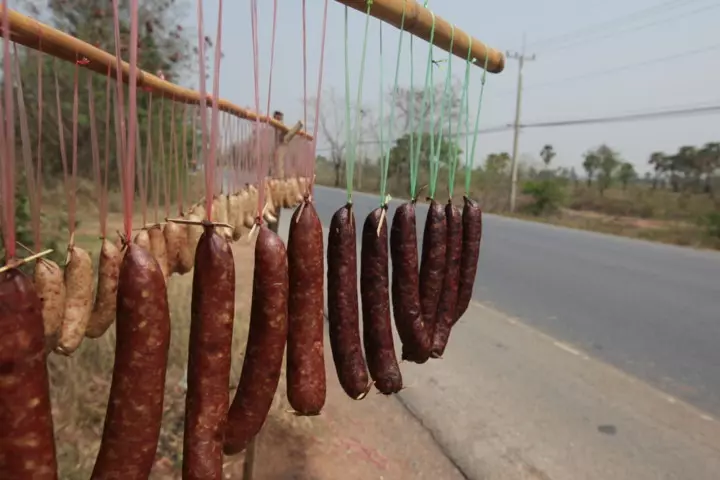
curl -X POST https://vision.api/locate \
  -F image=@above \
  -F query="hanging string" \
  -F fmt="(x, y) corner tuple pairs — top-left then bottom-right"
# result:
(343, 1), (374, 204)
(409, 12), (437, 201)
(0, 0), (16, 260)
(34, 43), (44, 251)
(428, 25), (455, 200)
(465, 54), (490, 197)
(379, 3), (407, 206)
(447, 32), (473, 200)
(309, 0), (330, 194)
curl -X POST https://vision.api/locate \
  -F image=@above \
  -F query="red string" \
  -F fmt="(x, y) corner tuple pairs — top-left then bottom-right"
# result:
(111, 0), (127, 204)
(1, 0), (16, 260)
(103, 67), (112, 236)
(70, 65), (80, 241)
(159, 96), (170, 220)
(251, 0), (263, 221)
(310, 0), (331, 195)
(302, 0), (308, 134)
(180, 104), (188, 214)
(34, 42), (44, 252)
(195, 0), (211, 219)
(124, 0), (140, 239)
(170, 98), (180, 215)
(87, 72), (104, 237)
(142, 94), (153, 226)
(53, 67), (72, 240)
(208, 0), (224, 205)
(13, 44), (41, 252)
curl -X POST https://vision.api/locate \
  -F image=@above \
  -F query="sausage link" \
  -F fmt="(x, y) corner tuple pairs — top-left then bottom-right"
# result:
(327, 204), (371, 400)
(419, 200), (447, 341)
(134, 228), (151, 251)
(390, 202), (431, 364)
(57, 245), (93, 355)
(287, 200), (326, 415)
(85, 238), (122, 339)
(148, 224), (170, 280)
(224, 225), (288, 455)
(33, 258), (66, 350)
(430, 201), (463, 357)
(183, 223), (235, 479)
(361, 206), (402, 395)
(0, 269), (58, 480)
(91, 243), (170, 479)
(455, 196), (483, 323)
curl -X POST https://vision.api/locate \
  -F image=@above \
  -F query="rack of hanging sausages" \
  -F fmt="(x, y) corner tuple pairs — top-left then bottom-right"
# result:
(0, 0), (504, 478)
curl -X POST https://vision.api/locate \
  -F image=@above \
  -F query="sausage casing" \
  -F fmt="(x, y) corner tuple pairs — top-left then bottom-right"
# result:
(327, 204), (371, 400)
(361, 207), (402, 395)
(287, 200), (326, 415)
(91, 244), (170, 479)
(455, 196), (483, 323)
(0, 269), (58, 480)
(85, 239), (122, 339)
(224, 226), (288, 455)
(390, 202), (431, 364)
(419, 200), (446, 341)
(183, 224), (235, 479)
(431, 201), (463, 357)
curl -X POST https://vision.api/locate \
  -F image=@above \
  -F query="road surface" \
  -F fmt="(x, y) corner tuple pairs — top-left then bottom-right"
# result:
(312, 185), (720, 417)
(299, 185), (720, 479)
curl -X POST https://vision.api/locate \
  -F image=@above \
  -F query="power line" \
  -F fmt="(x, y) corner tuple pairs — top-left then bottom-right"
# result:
(537, 2), (720, 54)
(530, 0), (704, 48)
(522, 42), (720, 91)
(313, 102), (720, 153)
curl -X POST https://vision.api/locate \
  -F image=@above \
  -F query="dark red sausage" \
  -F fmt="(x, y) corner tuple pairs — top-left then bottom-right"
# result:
(91, 243), (170, 479)
(390, 202), (431, 364)
(419, 200), (447, 341)
(182, 222), (235, 479)
(224, 225), (288, 455)
(455, 196), (483, 323)
(431, 201), (463, 357)
(327, 204), (371, 400)
(361, 206), (402, 395)
(287, 199), (326, 415)
(0, 269), (58, 480)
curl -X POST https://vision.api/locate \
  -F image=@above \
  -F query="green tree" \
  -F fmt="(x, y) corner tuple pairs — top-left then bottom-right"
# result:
(540, 144), (556, 169)
(697, 142), (720, 195)
(582, 151), (601, 186)
(388, 132), (460, 195)
(617, 162), (637, 190)
(596, 145), (620, 196)
(483, 152), (511, 176)
(648, 151), (667, 190)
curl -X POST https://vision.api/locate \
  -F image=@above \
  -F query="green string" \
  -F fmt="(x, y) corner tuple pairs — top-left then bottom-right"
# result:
(448, 36), (473, 199)
(428, 24), (455, 200)
(408, 12), (436, 201)
(343, 1), (373, 203)
(379, 3), (406, 206)
(464, 53), (490, 196)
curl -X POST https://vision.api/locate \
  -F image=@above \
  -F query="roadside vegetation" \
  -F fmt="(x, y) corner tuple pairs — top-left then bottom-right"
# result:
(315, 141), (720, 250)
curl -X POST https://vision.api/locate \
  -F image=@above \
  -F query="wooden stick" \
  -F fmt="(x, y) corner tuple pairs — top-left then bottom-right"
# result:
(242, 436), (258, 480)
(0, 7), (314, 139)
(0, 249), (54, 274)
(336, 0), (505, 73)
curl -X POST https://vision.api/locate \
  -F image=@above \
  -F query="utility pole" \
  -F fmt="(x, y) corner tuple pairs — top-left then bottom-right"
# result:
(506, 35), (535, 213)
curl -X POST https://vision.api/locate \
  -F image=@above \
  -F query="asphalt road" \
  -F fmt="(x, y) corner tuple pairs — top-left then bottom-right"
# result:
(311, 185), (720, 418)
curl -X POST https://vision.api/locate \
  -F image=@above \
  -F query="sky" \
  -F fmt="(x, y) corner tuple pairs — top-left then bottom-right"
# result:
(189, 0), (720, 174)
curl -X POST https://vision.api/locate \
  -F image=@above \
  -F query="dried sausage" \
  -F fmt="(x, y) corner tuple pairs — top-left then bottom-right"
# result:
(56, 245), (93, 355)
(327, 204), (371, 400)
(85, 239), (122, 339)
(165, 221), (193, 276)
(361, 206), (402, 395)
(390, 202), (432, 364)
(33, 258), (66, 350)
(431, 201), (462, 357)
(134, 228), (151, 251)
(148, 224), (170, 279)
(455, 196), (483, 323)
(91, 243), (170, 479)
(286, 200), (326, 415)
(224, 226), (288, 455)
(0, 268), (58, 479)
(183, 223), (235, 479)
(419, 200), (446, 342)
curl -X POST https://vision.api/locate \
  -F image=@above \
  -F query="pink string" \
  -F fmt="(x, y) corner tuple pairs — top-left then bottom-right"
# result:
(196, 0), (211, 218)
(1, 0), (16, 259)
(208, 0), (224, 206)
(250, 0), (264, 220)
(309, 0), (330, 194)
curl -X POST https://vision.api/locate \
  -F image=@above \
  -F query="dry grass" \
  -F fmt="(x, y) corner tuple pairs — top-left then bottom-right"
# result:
(41, 198), (312, 478)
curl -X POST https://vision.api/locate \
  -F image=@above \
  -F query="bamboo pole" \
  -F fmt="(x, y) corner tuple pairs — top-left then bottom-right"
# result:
(337, 0), (505, 73)
(0, 7), (312, 139)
